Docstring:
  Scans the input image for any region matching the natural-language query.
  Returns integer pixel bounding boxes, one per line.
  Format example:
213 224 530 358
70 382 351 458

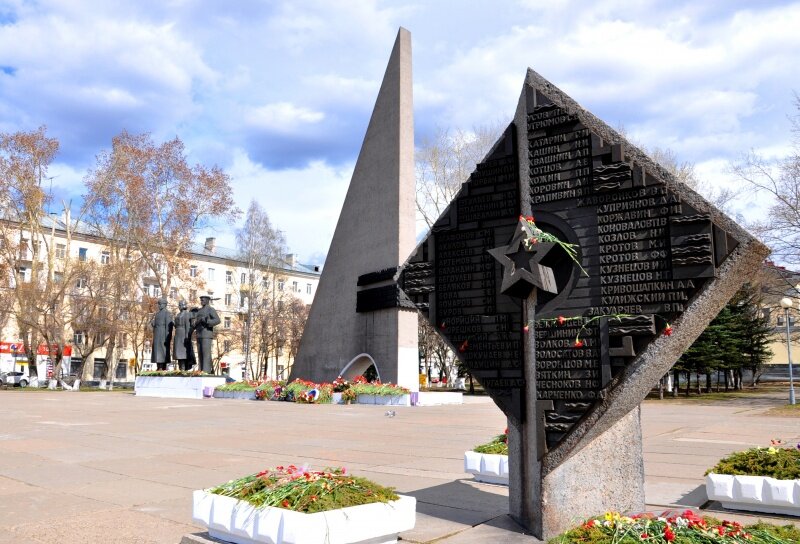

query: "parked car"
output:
0 371 29 387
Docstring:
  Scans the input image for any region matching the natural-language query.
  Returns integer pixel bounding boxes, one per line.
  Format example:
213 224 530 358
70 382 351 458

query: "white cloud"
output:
245 102 325 131
219 149 354 264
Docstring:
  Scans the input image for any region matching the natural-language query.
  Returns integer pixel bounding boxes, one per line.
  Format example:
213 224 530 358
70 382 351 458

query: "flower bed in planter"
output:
192 466 416 544
464 430 509 485
351 378 411 406
550 510 800 543
134 374 226 399
705 444 800 516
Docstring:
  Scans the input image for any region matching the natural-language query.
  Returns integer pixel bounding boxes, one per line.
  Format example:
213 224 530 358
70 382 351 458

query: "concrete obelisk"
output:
289 28 418 390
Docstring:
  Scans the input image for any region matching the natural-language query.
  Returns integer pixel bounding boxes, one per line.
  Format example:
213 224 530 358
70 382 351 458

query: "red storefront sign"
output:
0 342 72 356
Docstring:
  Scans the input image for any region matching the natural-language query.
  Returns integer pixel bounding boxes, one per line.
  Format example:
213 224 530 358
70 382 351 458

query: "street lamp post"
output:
779 297 796 405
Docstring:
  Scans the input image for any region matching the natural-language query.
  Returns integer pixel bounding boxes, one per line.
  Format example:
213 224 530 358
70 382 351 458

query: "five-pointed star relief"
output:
487 221 558 298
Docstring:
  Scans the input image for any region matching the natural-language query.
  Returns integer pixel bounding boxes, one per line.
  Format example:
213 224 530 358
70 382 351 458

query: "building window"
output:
226 271 232 284
277 300 284 311
170 287 177 299
207 268 215 281
56 243 66 259
93 359 106 379
306 283 312 294
241 272 247 284
76 277 88 289
190 289 197 301
101 250 110 264
19 237 29 259
54 271 63 283
278 281 284 291
154 287 161 298
17 267 29 283
262 277 269 289
78 247 88 261
223 340 231 352
292 281 298 292
224 317 231 329
116 360 127 379
73 331 86 345
240 292 247 307
190 265 198 278
224 293 232 306
142 284 150 297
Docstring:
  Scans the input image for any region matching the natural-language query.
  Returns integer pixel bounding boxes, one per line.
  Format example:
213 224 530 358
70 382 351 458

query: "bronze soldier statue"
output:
194 294 220 373
150 297 173 371
172 300 194 371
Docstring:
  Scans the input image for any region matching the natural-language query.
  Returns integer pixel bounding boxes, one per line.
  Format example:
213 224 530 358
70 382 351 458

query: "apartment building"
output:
0 215 321 383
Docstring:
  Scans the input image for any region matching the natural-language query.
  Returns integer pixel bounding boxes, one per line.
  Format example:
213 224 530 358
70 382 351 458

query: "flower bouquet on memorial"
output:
208 465 398 513
548 510 800 543
254 380 284 401
332 375 350 393
473 428 509 456
520 215 588 276
341 387 357 403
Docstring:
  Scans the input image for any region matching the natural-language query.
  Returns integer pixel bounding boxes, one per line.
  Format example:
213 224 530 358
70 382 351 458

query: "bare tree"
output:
732 96 800 266
83 131 239 383
0 127 70 383
235 201 287 376
415 124 504 229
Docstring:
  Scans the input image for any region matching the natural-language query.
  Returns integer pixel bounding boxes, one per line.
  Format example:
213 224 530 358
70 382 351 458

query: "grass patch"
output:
764 403 800 417
209 466 398 513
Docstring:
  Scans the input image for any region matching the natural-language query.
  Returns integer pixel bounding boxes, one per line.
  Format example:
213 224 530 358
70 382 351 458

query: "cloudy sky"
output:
1 0 798 266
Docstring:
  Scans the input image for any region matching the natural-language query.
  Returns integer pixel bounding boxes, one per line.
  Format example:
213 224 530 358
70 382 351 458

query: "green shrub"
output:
707 447 800 480
351 382 409 397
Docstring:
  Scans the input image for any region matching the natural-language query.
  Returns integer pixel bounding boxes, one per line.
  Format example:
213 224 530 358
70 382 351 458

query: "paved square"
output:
0 389 797 543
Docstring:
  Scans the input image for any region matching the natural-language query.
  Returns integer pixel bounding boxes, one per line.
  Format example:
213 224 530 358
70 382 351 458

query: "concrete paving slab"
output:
400 504 504 543
13 507 198 544
433 515 543 543
0 387 798 544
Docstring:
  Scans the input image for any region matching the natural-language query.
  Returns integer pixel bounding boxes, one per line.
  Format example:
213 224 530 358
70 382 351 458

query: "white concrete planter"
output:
464 451 509 485
706 473 800 516
134 376 226 399
415 392 463 406
214 390 256 400
192 489 416 544
356 394 410 406
331 392 343 404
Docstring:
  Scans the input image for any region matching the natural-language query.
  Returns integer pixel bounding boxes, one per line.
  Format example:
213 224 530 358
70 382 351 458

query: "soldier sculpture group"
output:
151 295 221 373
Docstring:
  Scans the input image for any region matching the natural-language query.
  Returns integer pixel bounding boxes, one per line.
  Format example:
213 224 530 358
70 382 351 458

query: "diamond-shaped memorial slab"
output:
398 69 768 458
